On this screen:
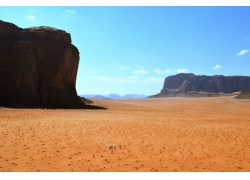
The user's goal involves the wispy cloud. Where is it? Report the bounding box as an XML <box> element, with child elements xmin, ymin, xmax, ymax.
<box><xmin>153</xmin><ymin>68</ymin><xmax>177</xmax><ymax>74</ymax></box>
<box><xmin>66</xmin><ymin>10</ymin><xmax>76</xmax><ymax>14</ymax></box>
<box><xmin>87</xmin><ymin>68</ymin><xmax>106</xmax><ymax>74</ymax></box>
<box><xmin>119</xmin><ymin>66</ymin><xmax>128</xmax><ymax>70</ymax></box>
<box><xmin>154</xmin><ymin>69</ymin><xmax>164</xmax><ymax>74</ymax></box>
<box><xmin>26</xmin><ymin>15</ymin><xmax>35</xmax><ymax>21</ymax></box>
<box><xmin>87</xmin><ymin>75</ymin><xmax>163</xmax><ymax>85</ymax></box>
<box><xmin>213</xmin><ymin>65</ymin><xmax>222</xmax><ymax>69</ymax></box>
<box><xmin>165</xmin><ymin>69</ymin><xmax>174</xmax><ymax>74</ymax></box>
<box><xmin>128</xmin><ymin>76</ymin><xmax>138</xmax><ymax>79</ymax></box>
<box><xmin>143</xmin><ymin>77</ymin><xmax>164</xmax><ymax>84</ymax></box>
<box><xmin>237</xmin><ymin>49</ymin><xmax>249</xmax><ymax>56</ymax></box>
<box><xmin>177</xmin><ymin>68</ymin><xmax>188</xmax><ymax>73</ymax></box>
<box><xmin>154</xmin><ymin>68</ymin><xmax>187</xmax><ymax>74</ymax></box>
<box><xmin>91</xmin><ymin>76</ymin><xmax>127</xmax><ymax>84</ymax></box>
<box><xmin>134</xmin><ymin>69</ymin><xmax>149</xmax><ymax>75</ymax></box>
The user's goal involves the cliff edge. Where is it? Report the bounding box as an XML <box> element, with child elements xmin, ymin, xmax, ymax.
<box><xmin>0</xmin><ymin>20</ymin><xmax>102</xmax><ymax>109</ymax></box>
<box><xmin>149</xmin><ymin>73</ymin><xmax>250</xmax><ymax>98</ymax></box>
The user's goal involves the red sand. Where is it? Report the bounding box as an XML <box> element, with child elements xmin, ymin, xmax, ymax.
<box><xmin>0</xmin><ymin>97</ymin><xmax>250</xmax><ymax>172</ymax></box>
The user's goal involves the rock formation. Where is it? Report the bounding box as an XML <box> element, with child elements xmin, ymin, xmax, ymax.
<box><xmin>0</xmin><ymin>20</ymin><xmax>102</xmax><ymax>109</ymax></box>
<box><xmin>150</xmin><ymin>73</ymin><xmax>250</xmax><ymax>98</ymax></box>
<box><xmin>235</xmin><ymin>92</ymin><xmax>250</xmax><ymax>99</ymax></box>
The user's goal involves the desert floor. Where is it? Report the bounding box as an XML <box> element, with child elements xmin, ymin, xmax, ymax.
<box><xmin>1</xmin><ymin>97</ymin><xmax>250</xmax><ymax>172</ymax></box>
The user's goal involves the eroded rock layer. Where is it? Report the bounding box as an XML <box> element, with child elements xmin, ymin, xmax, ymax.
<box><xmin>150</xmin><ymin>73</ymin><xmax>250</xmax><ymax>97</ymax></box>
<box><xmin>0</xmin><ymin>20</ymin><xmax>85</xmax><ymax>108</ymax></box>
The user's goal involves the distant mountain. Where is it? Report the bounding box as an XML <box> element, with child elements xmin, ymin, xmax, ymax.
<box><xmin>123</xmin><ymin>94</ymin><xmax>147</xmax><ymax>99</ymax></box>
<box><xmin>106</xmin><ymin>94</ymin><xmax>147</xmax><ymax>99</ymax></box>
<box><xmin>80</xmin><ymin>94</ymin><xmax>147</xmax><ymax>99</ymax></box>
<box><xmin>81</xmin><ymin>94</ymin><xmax>109</xmax><ymax>99</ymax></box>
<box><xmin>108</xmin><ymin>94</ymin><xmax>122</xmax><ymax>99</ymax></box>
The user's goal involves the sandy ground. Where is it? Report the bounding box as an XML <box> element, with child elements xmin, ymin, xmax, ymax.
<box><xmin>1</xmin><ymin>97</ymin><xmax>250</xmax><ymax>172</ymax></box>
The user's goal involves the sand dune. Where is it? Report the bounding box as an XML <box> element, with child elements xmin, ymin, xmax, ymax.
<box><xmin>0</xmin><ymin>97</ymin><xmax>250</xmax><ymax>172</ymax></box>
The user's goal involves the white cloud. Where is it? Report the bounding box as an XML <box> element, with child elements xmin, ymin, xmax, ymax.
<box><xmin>213</xmin><ymin>65</ymin><xmax>222</xmax><ymax>69</ymax></box>
<box><xmin>88</xmin><ymin>68</ymin><xmax>106</xmax><ymax>74</ymax></box>
<box><xmin>66</xmin><ymin>10</ymin><xmax>76</xmax><ymax>13</ymax></box>
<box><xmin>119</xmin><ymin>66</ymin><xmax>128</xmax><ymax>70</ymax></box>
<box><xmin>93</xmin><ymin>76</ymin><xmax>127</xmax><ymax>84</ymax></box>
<box><xmin>154</xmin><ymin>69</ymin><xmax>164</xmax><ymax>74</ymax></box>
<box><xmin>165</xmin><ymin>69</ymin><xmax>174</xmax><ymax>74</ymax></box>
<box><xmin>87</xmin><ymin>75</ymin><xmax>163</xmax><ymax>85</ymax></box>
<box><xmin>128</xmin><ymin>76</ymin><xmax>138</xmax><ymax>79</ymax></box>
<box><xmin>87</xmin><ymin>75</ymin><xmax>135</xmax><ymax>85</ymax></box>
<box><xmin>142</xmin><ymin>77</ymin><xmax>164</xmax><ymax>84</ymax></box>
<box><xmin>134</xmin><ymin>69</ymin><xmax>149</xmax><ymax>75</ymax></box>
<box><xmin>26</xmin><ymin>15</ymin><xmax>35</xmax><ymax>21</ymax></box>
<box><xmin>177</xmin><ymin>68</ymin><xmax>188</xmax><ymax>73</ymax></box>
<box><xmin>237</xmin><ymin>49</ymin><xmax>249</xmax><ymax>56</ymax></box>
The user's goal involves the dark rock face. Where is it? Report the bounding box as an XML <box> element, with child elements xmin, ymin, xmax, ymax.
<box><xmin>235</xmin><ymin>92</ymin><xmax>250</xmax><ymax>99</ymax></box>
<box><xmin>0</xmin><ymin>20</ymin><xmax>85</xmax><ymax>108</ymax></box>
<box><xmin>150</xmin><ymin>73</ymin><xmax>250</xmax><ymax>97</ymax></box>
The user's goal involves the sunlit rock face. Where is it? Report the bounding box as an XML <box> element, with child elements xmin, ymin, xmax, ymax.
<box><xmin>150</xmin><ymin>73</ymin><xmax>250</xmax><ymax>97</ymax></box>
<box><xmin>0</xmin><ymin>20</ymin><xmax>85</xmax><ymax>108</ymax></box>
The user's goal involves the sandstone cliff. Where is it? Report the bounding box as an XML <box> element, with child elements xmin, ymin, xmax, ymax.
<box><xmin>0</xmin><ymin>20</ymin><xmax>100</xmax><ymax>108</ymax></box>
<box><xmin>150</xmin><ymin>73</ymin><xmax>250</xmax><ymax>98</ymax></box>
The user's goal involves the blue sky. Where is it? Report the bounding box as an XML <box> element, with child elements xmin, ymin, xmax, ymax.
<box><xmin>1</xmin><ymin>6</ymin><xmax>250</xmax><ymax>95</ymax></box>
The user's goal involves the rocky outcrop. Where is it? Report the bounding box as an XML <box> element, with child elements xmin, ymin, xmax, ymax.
<box><xmin>150</xmin><ymin>73</ymin><xmax>250</xmax><ymax>98</ymax></box>
<box><xmin>235</xmin><ymin>92</ymin><xmax>250</xmax><ymax>99</ymax></box>
<box><xmin>0</xmin><ymin>20</ymin><xmax>101</xmax><ymax>109</ymax></box>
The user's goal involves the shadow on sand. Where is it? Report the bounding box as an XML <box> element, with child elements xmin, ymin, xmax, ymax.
<box><xmin>0</xmin><ymin>98</ymin><xmax>107</xmax><ymax>110</ymax></box>
<box><xmin>0</xmin><ymin>103</ymin><xmax>107</xmax><ymax>110</ymax></box>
